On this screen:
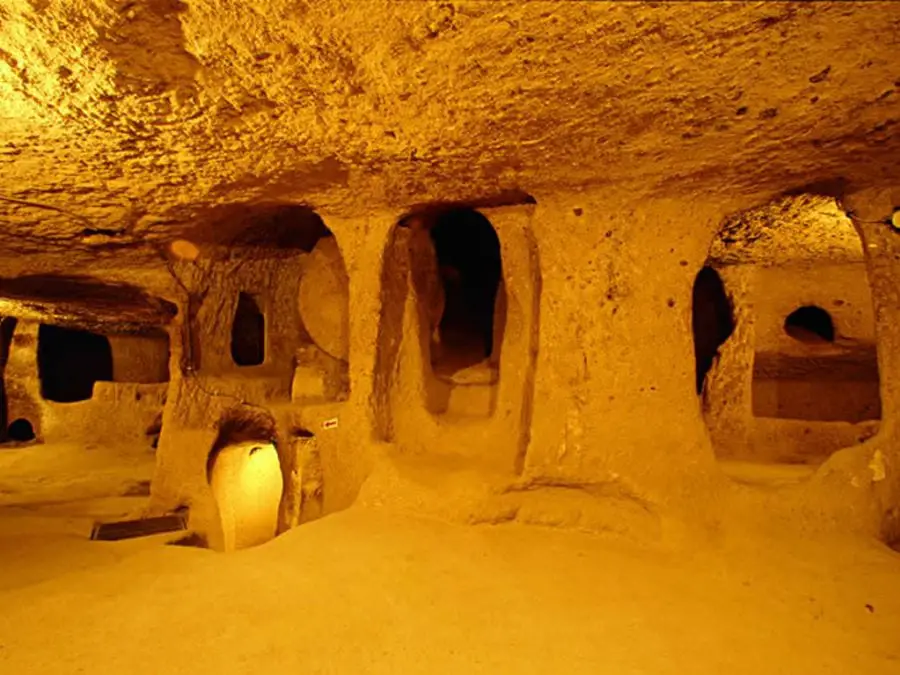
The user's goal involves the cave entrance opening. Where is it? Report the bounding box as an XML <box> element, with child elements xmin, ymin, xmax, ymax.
<box><xmin>6</xmin><ymin>418</ymin><xmax>34</xmax><ymax>442</ymax></box>
<box><xmin>692</xmin><ymin>266</ymin><xmax>735</xmax><ymax>396</ymax></box>
<box><xmin>428</xmin><ymin>209</ymin><xmax>504</xmax><ymax>376</ymax></box>
<box><xmin>783</xmin><ymin>305</ymin><xmax>834</xmax><ymax>344</ymax></box>
<box><xmin>38</xmin><ymin>324</ymin><xmax>113</xmax><ymax>403</ymax></box>
<box><xmin>696</xmin><ymin>194</ymin><xmax>881</xmax><ymax>482</ymax></box>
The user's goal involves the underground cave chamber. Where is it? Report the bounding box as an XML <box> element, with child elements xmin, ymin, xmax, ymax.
<box><xmin>0</xmin><ymin>316</ymin><xmax>172</xmax><ymax>447</ymax></box>
<box><xmin>694</xmin><ymin>194</ymin><xmax>881</xmax><ymax>468</ymax></box>
<box><xmin>6</xmin><ymin>5</ymin><xmax>900</xmax><ymax>670</ymax></box>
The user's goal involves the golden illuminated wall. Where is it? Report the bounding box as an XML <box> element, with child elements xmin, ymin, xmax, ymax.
<box><xmin>0</xmin><ymin>2</ymin><xmax>898</xmax><ymax>546</ymax></box>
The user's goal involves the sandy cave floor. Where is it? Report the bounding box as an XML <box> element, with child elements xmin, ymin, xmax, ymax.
<box><xmin>0</xmin><ymin>443</ymin><xmax>898</xmax><ymax>674</ymax></box>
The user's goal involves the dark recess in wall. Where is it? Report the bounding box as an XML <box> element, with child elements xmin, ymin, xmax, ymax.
<box><xmin>231</xmin><ymin>293</ymin><xmax>265</xmax><ymax>367</ymax></box>
<box><xmin>429</xmin><ymin>209</ymin><xmax>503</xmax><ymax>365</ymax></box>
<box><xmin>38</xmin><ymin>324</ymin><xmax>113</xmax><ymax>402</ymax></box>
<box><xmin>692</xmin><ymin>266</ymin><xmax>735</xmax><ymax>394</ymax></box>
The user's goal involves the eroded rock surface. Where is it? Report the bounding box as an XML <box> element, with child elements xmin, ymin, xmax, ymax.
<box><xmin>1</xmin><ymin>1</ymin><xmax>899</xmax><ymax>268</ymax></box>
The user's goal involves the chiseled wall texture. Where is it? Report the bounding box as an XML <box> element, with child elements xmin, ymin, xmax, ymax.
<box><xmin>4</xmin><ymin>320</ymin><xmax>167</xmax><ymax>445</ymax></box>
<box><xmin>705</xmin><ymin>261</ymin><xmax>881</xmax><ymax>463</ymax></box>
<box><xmin>521</xmin><ymin>194</ymin><xmax>726</xmax><ymax>500</ymax></box>
<box><xmin>752</xmin><ymin>263</ymin><xmax>876</xmax><ymax>351</ymax></box>
<box><xmin>108</xmin><ymin>333</ymin><xmax>171</xmax><ymax>384</ymax></box>
<box><xmin>144</xmin><ymin>187</ymin><xmax>900</xmax><ymax>548</ymax></box>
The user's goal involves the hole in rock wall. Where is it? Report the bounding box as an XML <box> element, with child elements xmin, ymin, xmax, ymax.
<box><xmin>692</xmin><ymin>266</ymin><xmax>735</xmax><ymax>395</ymax></box>
<box><xmin>783</xmin><ymin>306</ymin><xmax>834</xmax><ymax>343</ymax></box>
<box><xmin>231</xmin><ymin>292</ymin><xmax>266</xmax><ymax>367</ymax></box>
<box><xmin>7</xmin><ymin>418</ymin><xmax>35</xmax><ymax>442</ymax></box>
<box><xmin>399</xmin><ymin>207</ymin><xmax>507</xmax><ymax>418</ymax></box>
<box><xmin>699</xmin><ymin>194</ymin><xmax>881</xmax><ymax>472</ymax></box>
<box><xmin>426</xmin><ymin>209</ymin><xmax>504</xmax><ymax>375</ymax></box>
<box><xmin>38</xmin><ymin>324</ymin><xmax>113</xmax><ymax>403</ymax></box>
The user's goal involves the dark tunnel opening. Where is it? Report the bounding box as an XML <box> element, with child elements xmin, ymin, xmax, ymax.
<box><xmin>429</xmin><ymin>209</ymin><xmax>504</xmax><ymax>370</ymax></box>
<box><xmin>231</xmin><ymin>292</ymin><xmax>266</xmax><ymax>367</ymax></box>
<box><xmin>38</xmin><ymin>324</ymin><xmax>113</xmax><ymax>403</ymax></box>
<box><xmin>692</xmin><ymin>266</ymin><xmax>735</xmax><ymax>395</ymax></box>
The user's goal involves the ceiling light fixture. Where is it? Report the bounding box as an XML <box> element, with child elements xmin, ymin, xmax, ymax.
<box><xmin>169</xmin><ymin>239</ymin><xmax>201</xmax><ymax>261</ymax></box>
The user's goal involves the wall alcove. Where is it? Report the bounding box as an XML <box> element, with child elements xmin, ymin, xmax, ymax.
<box><xmin>695</xmin><ymin>194</ymin><xmax>881</xmax><ymax>477</ymax></box>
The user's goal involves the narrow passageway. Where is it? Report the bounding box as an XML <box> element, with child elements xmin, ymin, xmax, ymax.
<box><xmin>429</xmin><ymin>209</ymin><xmax>503</xmax><ymax>372</ymax></box>
<box><xmin>692</xmin><ymin>266</ymin><xmax>735</xmax><ymax>395</ymax></box>
<box><xmin>231</xmin><ymin>293</ymin><xmax>266</xmax><ymax>367</ymax></box>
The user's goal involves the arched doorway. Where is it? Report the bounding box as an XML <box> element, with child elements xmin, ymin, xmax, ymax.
<box><xmin>427</xmin><ymin>208</ymin><xmax>504</xmax><ymax>374</ymax></box>
<box><xmin>6</xmin><ymin>418</ymin><xmax>35</xmax><ymax>442</ymax></box>
<box><xmin>699</xmin><ymin>194</ymin><xmax>880</xmax><ymax>475</ymax></box>
<box><xmin>783</xmin><ymin>305</ymin><xmax>834</xmax><ymax>343</ymax></box>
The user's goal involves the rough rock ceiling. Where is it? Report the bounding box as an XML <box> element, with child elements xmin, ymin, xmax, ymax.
<box><xmin>708</xmin><ymin>194</ymin><xmax>866</xmax><ymax>267</ymax></box>
<box><xmin>0</xmin><ymin>273</ymin><xmax>177</xmax><ymax>332</ymax></box>
<box><xmin>1</xmin><ymin>0</ymin><xmax>899</xmax><ymax>268</ymax></box>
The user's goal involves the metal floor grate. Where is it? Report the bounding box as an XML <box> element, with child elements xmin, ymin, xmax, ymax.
<box><xmin>90</xmin><ymin>514</ymin><xmax>188</xmax><ymax>541</ymax></box>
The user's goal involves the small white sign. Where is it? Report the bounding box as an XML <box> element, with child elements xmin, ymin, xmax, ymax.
<box><xmin>322</xmin><ymin>417</ymin><xmax>339</xmax><ymax>430</ymax></box>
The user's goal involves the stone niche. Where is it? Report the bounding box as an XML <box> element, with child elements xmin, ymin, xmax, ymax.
<box><xmin>373</xmin><ymin>202</ymin><xmax>540</xmax><ymax>471</ymax></box>
<box><xmin>1</xmin><ymin>319</ymin><xmax>170</xmax><ymax>446</ymax></box>
<box><xmin>151</xmin><ymin>205</ymin><xmax>352</xmax><ymax>541</ymax></box>
<box><xmin>170</xmin><ymin>205</ymin><xmax>350</xmax><ymax>401</ymax></box>
<box><xmin>230</xmin><ymin>292</ymin><xmax>266</xmax><ymax>368</ymax></box>
<box><xmin>696</xmin><ymin>194</ymin><xmax>881</xmax><ymax>466</ymax></box>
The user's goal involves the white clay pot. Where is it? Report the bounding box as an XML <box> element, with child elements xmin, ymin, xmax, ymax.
<box><xmin>209</xmin><ymin>441</ymin><xmax>283</xmax><ymax>552</ymax></box>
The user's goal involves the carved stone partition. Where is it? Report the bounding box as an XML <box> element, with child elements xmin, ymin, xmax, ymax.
<box><xmin>149</xmin><ymin>213</ymin><xmax>392</xmax><ymax>545</ymax></box>
<box><xmin>4</xmin><ymin>320</ymin><xmax>43</xmax><ymax>441</ymax></box>
<box><xmin>702</xmin><ymin>265</ymin><xmax>756</xmax><ymax>460</ymax></box>
<box><xmin>520</xmin><ymin>194</ymin><xmax>727</xmax><ymax>503</ymax></box>
<box><xmin>830</xmin><ymin>186</ymin><xmax>900</xmax><ymax>541</ymax></box>
<box><xmin>149</xmin><ymin>253</ymin><xmax>305</xmax><ymax>546</ymax></box>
